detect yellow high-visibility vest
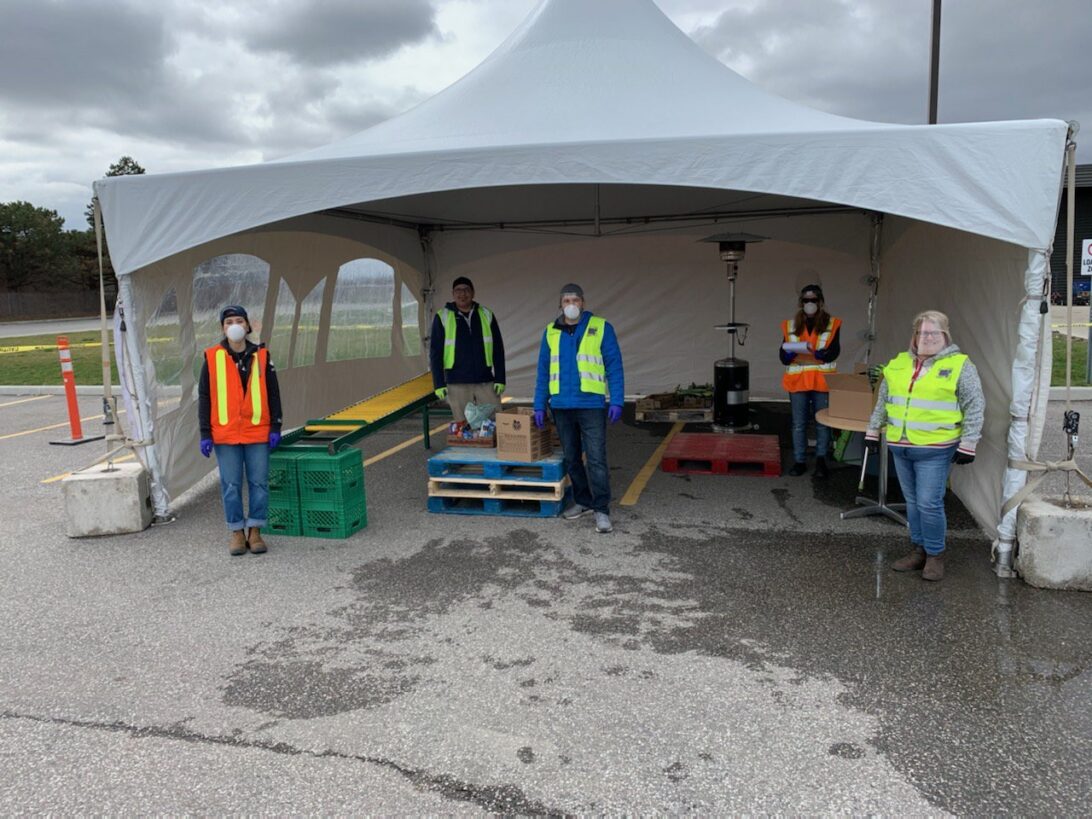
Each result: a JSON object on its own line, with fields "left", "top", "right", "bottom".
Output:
{"left": 546, "top": 316, "right": 606, "bottom": 395}
{"left": 440, "top": 306, "right": 494, "bottom": 371}
{"left": 883, "top": 351, "right": 967, "bottom": 445}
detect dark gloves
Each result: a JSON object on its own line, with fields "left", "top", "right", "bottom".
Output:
{"left": 864, "top": 437, "right": 880, "bottom": 455}
{"left": 269, "top": 432, "right": 281, "bottom": 450}
{"left": 607, "top": 405, "right": 623, "bottom": 424}
{"left": 953, "top": 451, "right": 975, "bottom": 465}
{"left": 533, "top": 410, "right": 546, "bottom": 429}
{"left": 199, "top": 438, "right": 213, "bottom": 458}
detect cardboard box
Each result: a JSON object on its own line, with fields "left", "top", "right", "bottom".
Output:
{"left": 496, "top": 408, "right": 553, "bottom": 461}
{"left": 825, "top": 373, "right": 875, "bottom": 422}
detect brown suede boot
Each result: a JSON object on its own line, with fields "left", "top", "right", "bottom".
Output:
{"left": 922, "top": 553, "right": 945, "bottom": 581}
{"left": 229, "top": 529, "right": 247, "bottom": 556}
{"left": 247, "top": 527, "right": 267, "bottom": 554}
{"left": 891, "top": 546, "right": 927, "bottom": 572}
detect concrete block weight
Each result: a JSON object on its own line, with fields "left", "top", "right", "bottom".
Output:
{"left": 1017, "top": 497, "right": 1092, "bottom": 591}
{"left": 62, "top": 461, "right": 153, "bottom": 537}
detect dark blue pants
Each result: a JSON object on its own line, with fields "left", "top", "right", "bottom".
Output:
{"left": 552, "top": 407, "right": 610, "bottom": 514}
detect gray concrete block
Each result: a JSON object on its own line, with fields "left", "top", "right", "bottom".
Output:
{"left": 1016, "top": 497, "right": 1092, "bottom": 591}
{"left": 62, "top": 461, "right": 153, "bottom": 537}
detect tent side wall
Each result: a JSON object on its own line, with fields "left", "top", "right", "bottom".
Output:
{"left": 875, "top": 218, "right": 1038, "bottom": 539}
{"left": 123, "top": 223, "right": 428, "bottom": 507}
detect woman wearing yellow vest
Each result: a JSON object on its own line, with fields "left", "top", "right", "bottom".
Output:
{"left": 197, "top": 306, "right": 284, "bottom": 556}
{"left": 865, "top": 310, "right": 984, "bottom": 581}
{"left": 780, "top": 284, "right": 841, "bottom": 478}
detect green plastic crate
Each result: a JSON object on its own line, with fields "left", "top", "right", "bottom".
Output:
{"left": 267, "top": 501, "right": 302, "bottom": 537}
{"left": 300, "top": 496, "right": 367, "bottom": 539}
{"left": 268, "top": 450, "right": 306, "bottom": 502}
{"left": 298, "top": 449, "right": 366, "bottom": 507}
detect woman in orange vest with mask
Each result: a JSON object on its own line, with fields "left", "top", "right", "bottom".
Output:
{"left": 198, "top": 305, "right": 283, "bottom": 556}
{"left": 780, "top": 284, "right": 841, "bottom": 478}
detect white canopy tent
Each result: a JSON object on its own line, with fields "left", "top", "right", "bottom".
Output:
{"left": 95, "top": 0, "right": 1070, "bottom": 572}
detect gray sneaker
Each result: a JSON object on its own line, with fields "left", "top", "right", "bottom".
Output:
{"left": 595, "top": 512, "right": 613, "bottom": 533}
{"left": 563, "top": 503, "right": 592, "bottom": 520}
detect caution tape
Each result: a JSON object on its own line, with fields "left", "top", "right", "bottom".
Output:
{"left": 1050, "top": 323, "right": 1092, "bottom": 329}
{"left": 0, "top": 341, "right": 103, "bottom": 355}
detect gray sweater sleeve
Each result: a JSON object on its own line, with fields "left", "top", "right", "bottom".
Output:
{"left": 955, "top": 359, "right": 985, "bottom": 451}
{"left": 866, "top": 380, "right": 888, "bottom": 437}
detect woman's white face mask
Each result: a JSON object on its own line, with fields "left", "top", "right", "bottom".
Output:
{"left": 803, "top": 302, "right": 819, "bottom": 316}
{"left": 225, "top": 324, "right": 248, "bottom": 342}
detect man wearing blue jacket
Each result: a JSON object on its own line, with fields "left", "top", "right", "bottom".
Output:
{"left": 533, "top": 283, "right": 624, "bottom": 533}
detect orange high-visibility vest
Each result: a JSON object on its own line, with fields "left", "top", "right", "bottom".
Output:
{"left": 205, "top": 345, "right": 270, "bottom": 445}
{"left": 781, "top": 316, "right": 842, "bottom": 393}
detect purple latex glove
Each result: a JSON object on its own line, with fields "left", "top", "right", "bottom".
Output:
{"left": 607, "top": 405, "right": 623, "bottom": 424}
{"left": 532, "top": 410, "right": 546, "bottom": 429}
{"left": 269, "top": 432, "right": 281, "bottom": 450}
{"left": 199, "top": 438, "right": 213, "bottom": 458}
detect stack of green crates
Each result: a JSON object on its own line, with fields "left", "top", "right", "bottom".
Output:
{"left": 267, "top": 448, "right": 367, "bottom": 538}
{"left": 267, "top": 449, "right": 308, "bottom": 536}
{"left": 298, "top": 448, "right": 367, "bottom": 538}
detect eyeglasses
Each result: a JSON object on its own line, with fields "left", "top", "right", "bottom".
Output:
{"left": 452, "top": 287, "right": 473, "bottom": 294}
{"left": 801, "top": 298, "right": 819, "bottom": 304}
{"left": 916, "top": 331, "right": 943, "bottom": 339}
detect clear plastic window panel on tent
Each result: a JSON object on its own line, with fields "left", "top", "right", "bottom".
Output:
{"left": 190, "top": 254, "right": 270, "bottom": 382}
{"left": 401, "top": 281, "right": 421, "bottom": 356}
{"left": 267, "top": 279, "right": 297, "bottom": 369}
{"left": 145, "top": 287, "right": 184, "bottom": 412}
{"left": 293, "top": 279, "right": 325, "bottom": 368}
{"left": 326, "top": 258, "right": 395, "bottom": 363}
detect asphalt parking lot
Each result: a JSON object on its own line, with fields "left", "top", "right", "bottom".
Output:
{"left": 1, "top": 392, "right": 1091, "bottom": 813}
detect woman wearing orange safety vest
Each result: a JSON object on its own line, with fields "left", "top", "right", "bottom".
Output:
{"left": 780, "top": 284, "right": 841, "bottom": 479}
{"left": 198, "top": 305, "right": 283, "bottom": 556}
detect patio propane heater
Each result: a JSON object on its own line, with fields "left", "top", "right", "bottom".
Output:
{"left": 701, "top": 232, "right": 765, "bottom": 432}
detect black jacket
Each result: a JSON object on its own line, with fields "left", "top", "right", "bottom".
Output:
{"left": 198, "top": 340, "right": 283, "bottom": 439}
{"left": 429, "top": 301, "right": 506, "bottom": 388}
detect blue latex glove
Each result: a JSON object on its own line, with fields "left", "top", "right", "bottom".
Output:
{"left": 435, "top": 387, "right": 448, "bottom": 400}
{"left": 199, "top": 438, "right": 213, "bottom": 458}
{"left": 269, "top": 432, "right": 281, "bottom": 450}
{"left": 532, "top": 410, "right": 546, "bottom": 429}
{"left": 494, "top": 383, "right": 506, "bottom": 395}
{"left": 607, "top": 405, "right": 623, "bottom": 424}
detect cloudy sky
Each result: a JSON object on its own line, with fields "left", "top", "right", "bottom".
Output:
{"left": 1, "top": 0, "right": 1088, "bottom": 229}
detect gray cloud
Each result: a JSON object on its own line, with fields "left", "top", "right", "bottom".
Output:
{"left": 247, "top": 0, "right": 439, "bottom": 66}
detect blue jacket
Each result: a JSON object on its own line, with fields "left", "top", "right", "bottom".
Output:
{"left": 534, "top": 311, "right": 624, "bottom": 411}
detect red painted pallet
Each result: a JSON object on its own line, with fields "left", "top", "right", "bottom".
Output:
{"left": 660, "top": 433, "right": 781, "bottom": 477}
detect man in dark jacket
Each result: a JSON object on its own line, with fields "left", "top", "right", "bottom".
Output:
{"left": 428, "top": 276, "right": 506, "bottom": 422}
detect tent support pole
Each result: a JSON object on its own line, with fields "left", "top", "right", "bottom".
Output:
{"left": 419, "top": 228, "right": 437, "bottom": 336}
{"left": 865, "top": 213, "right": 883, "bottom": 365}
{"left": 117, "top": 274, "right": 172, "bottom": 520}
{"left": 995, "top": 132, "right": 1078, "bottom": 577}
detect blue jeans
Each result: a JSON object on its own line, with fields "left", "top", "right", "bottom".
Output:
{"left": 214, "top": 443, "right": 269, "bottom": 531}
{"left": 552, "top": 407, "right": 610, "bottom": 514}
{"left": 789, "top": 390, "right": 831, "bottom": 462}
{"left": 890, "top": 444, "right": 957, "bottom": 555}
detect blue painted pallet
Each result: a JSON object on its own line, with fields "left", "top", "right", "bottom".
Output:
{"left": 427, "top": 448, "right": 565, "bottom": 482}
{"left": 428, "top": 488, "right": 570, "bottom": 518}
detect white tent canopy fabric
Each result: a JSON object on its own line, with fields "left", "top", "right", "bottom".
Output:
{"left": 95, "top": 0, "right": 1069, "bottom": 568}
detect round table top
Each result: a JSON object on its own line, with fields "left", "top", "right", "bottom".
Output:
{"left": 816, "top": 408, "right": 870, "bottom": 433}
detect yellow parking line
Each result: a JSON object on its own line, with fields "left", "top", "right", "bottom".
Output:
{"left": 0, "top": 408, "right": 124, "bottom": 441}
{"left": 41, "top": 453, "right": 136, "bottom": 484}
{"left": 619, "top": 421, "right": 686, "bottom": 507}
{"left": 365, "top": 423, "right": 450, "bottom": 467}
{"left": 0, "top": 395, "right": 52, "bottom": 409}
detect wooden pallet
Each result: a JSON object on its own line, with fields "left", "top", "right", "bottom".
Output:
{"left": 428, "top": 448, "right": 566, "bottom": 482}
{"left": 428, "top": 475, "right": 569, "bottom": 501}
{"left": 428, "top": 492, "right": 569, "bottom": 518}
{"left": 661, "top": 432, "right": 781, "bottom": 477}
{"left": 635, "top": 407, "right": 713, "bottom": 423}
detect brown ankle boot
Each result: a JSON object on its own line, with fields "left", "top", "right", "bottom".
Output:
{"left": 229, "top": 529, "right": 247, "bottom": 556}
{"left": 247, "top": 527, "right": 267, "bottom": 554}
{"left": 892, "top": 546, "right": 926, "bottom": 572}
{"left": 922, "top": 553, "right": 945, "bottom": 581}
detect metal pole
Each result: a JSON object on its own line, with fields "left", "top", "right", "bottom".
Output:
{"left": 928, "top": 0, "right": 942, "bottom": 124}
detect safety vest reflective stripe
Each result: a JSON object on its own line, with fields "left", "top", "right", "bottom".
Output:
{"left": 215, "top": 348, "right": 229, "bottom": 426}
{"left": 883, "top": 351, "right": 967, "bottom": 445}
{"left": 249, "top": 361, "right": 262, "bottom": 425}
{"left": 440, "top": 306, "right": 494, "bottom": 370}
{"left": 547, "top": 317, "right": 607, "bottom": 395}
